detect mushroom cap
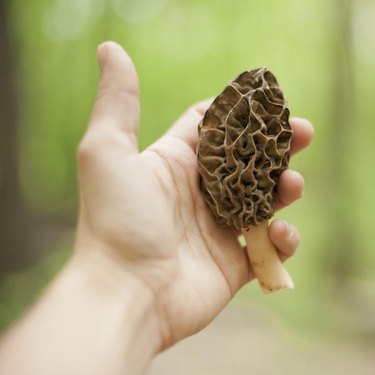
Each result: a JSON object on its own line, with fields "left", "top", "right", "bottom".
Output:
{"left": 197, "top": 68, "right": 292, "bottom": 230}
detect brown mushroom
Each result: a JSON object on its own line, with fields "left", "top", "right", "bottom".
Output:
{"left": 197, "top": 68, "right": 293, "bottom": 293}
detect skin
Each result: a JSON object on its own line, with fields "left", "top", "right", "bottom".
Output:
{"left": 0, "top": 42, "right": 314, "bottom": 375}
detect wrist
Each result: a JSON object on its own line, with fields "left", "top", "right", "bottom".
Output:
{"left": 66, "top": 248, "right": 163, "bottom": 373}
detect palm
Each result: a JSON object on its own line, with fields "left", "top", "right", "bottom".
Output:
{"left": 141, "top": 134, "right": 250, "bottom": 346}
{"left": 79, "top": 129, "right": 247, "bottom": 346}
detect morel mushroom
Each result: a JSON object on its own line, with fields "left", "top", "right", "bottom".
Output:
{"left": 197, "top": 68, "right": 293, "bottom": 293}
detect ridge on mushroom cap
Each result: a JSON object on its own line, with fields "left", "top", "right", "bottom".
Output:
{"left": 197, "top": 68, "right": 292, "bottom": 230}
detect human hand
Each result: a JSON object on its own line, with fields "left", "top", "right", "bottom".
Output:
{"left": 75, "top": 42, "right": 314, "bottom": 351}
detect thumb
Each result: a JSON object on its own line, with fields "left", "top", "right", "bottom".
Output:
{"left": 89, "top": 41, "right": 140, "bottom": 152}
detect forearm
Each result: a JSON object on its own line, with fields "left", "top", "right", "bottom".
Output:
{"left": 0, "top": 251, "right": 161, "bottom": 375}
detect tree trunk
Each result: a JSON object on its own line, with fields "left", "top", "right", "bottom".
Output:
{"left": 0, "top": 0, "right": 32, "bottom": 274}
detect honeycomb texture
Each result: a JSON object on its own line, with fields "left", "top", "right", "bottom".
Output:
{"left": 197, "top": 68, "right": 292, "bottom": 230}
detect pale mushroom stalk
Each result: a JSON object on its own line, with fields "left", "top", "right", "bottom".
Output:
{"left": 243, "top": 221, "right": 294, "bottom": 294}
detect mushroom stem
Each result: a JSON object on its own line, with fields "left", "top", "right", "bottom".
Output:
{"left": 243, "top": 221, "right": 294, "bottom": 294}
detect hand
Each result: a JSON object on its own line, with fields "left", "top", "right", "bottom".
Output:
{"left": 75, "top": 42, "right": 314, "bottom": 351}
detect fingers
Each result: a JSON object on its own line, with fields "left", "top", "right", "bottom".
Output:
{"left": 268, "top": 219, "right": 300, "bottom": 262}
{"left": 167, "top": 100, "right": 312, "bottom": 212}
{"left": 274, "top": 169, "right": 304, "bottom": 211}
{"left": 244, "top": 219, "right": 300, "bottom": 282}
{"left": 289, "top": 118, "right": 314, "bottom": 156}
{"left": 274, "top": 118, "right": 313, "bottom": 210}
{"left": 88, "top": 41, "right": 140, "bottom": 153}
{"left": 166, "top": 98, "right": 213, "bottom": 149}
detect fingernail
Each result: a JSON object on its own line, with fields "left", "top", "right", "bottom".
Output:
{"left": 275, "top": 219, "right": 288, "bottom": 235}
{"left": 97, "top": 43, "right": 107, "bottom": 71}
{"left": 286, "top": 224, "right": 294, "bottom": 238}
{"left": 291, "top": 170, "right": 305, "bottom": 197}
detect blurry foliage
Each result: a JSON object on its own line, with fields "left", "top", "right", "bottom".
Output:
{"left": 1, "top": 0, "right": 375, "bottom": 338}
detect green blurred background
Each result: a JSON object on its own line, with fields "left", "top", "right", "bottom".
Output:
{"left": 1, "top": 0, "right": 375, "bottom": 372}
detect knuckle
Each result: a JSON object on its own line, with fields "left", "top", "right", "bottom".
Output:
{"left": 291, "top": 226, "right": 300, "bottom": 244}
{"left": 77, "top": 137, "right": 93, "bottom": 165}
{"left": 287, "top": 225, "right": 300, "bottom": 252}
{"left": 189, "top": 100, "right": 211, "bottom": 116}
{"left": 77, "top": 131, "right": 105, "bottom": 165}
{"left": 77, "top": 129, "right": 128, "bottom": 167}
{"left": 184, "top": 103, "right": 202, "bottom": 119}
{"left": 188, "top": 103, "right": 204, "bottom": 117}
{"left": 96, "top": 84, "right": 140, "bottom": 108}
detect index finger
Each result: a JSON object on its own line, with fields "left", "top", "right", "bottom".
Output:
{"left": 168, "top": 98, "right": 314, "bottom": 157}
{"left": 166, "top": 98, "right": 213, "bottom": 149}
